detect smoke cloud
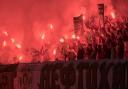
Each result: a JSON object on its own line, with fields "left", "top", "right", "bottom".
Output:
{"left": 0, "top": 0, "right": 127, "bottom": 63}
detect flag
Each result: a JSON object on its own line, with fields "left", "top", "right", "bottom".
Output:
{"left": 98, "top": 4, "right": 104, "bottom": 16}
{"left": 73, "top": 15, "right": 84, "bottom": 35}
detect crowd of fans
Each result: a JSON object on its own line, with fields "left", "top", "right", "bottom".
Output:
{"left": 31, "top": 16, "right": 128, "bottom": 62}
{"left": 1, "top": 15, "right": 128, "bottom": 64}
{"left": 62, "top": 17, "right": 128, "bottom": 61}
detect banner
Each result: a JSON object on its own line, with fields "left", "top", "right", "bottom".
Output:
{"left": 0, "top": 60, "right": 128, "bottom": 89}
{"left": 73, "top": 15, "right": 84, "bottom": 34}
{"left": 98, "top": 4, "right": 104, "bottom": 16}
{"left": 14, "top": 63, "right": 43, "bottom": 89}
{"left": 0, "top": 64, "right": 18, "bottom": 89}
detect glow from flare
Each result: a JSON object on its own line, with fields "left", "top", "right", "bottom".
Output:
{"left": 76, "top": 36, "right": 80, "bottom": 40}
{"left": 59, "top": 38, "right": 65, "bottom": 43}
{"left": 111, "top": 12, "right": 116, "bottom": 19}
{"left": 72, "top": 34, "right": 76, "bottom": 39}
{"left": 18, "top": 55, "right": 23, "bottom": 61}
{"left": 3, "top": 40, "right": 7, "bottom": 47}
{"left": 41, "top": 33, "right": 45, "bottom": 40}
{"left": 49, "top": 24, "right": 54, "bottom": 29}
{"left": 11, "top": 38, "right": 15, "bottom": 43}
{"left": 53, "top": 49, "right": 57, "bottom": 55}
{"left": 83, "top": 15, "right": 86, "bottom": 20}
{"left": 16, "top": 44, "right": 21, "bottom": 49}
{"left": 3, "top": 31, "right": 8, "bottom": 36}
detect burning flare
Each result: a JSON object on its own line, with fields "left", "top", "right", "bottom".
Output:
{"left": 3, "top": 40, "right": 7, "bottom": 47}
{"left": 111, "top": 12, "right": 116, "bottom": 19}
{"left": 59, "top": 38, "right": 65, "bottom": 43}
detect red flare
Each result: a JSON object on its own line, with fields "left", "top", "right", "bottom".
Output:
{"left": 11, "top": 38, "right": 15, "bottom": 43}
{"left": 18, "top": 55, "right": 23, "bottom": 61}
{"left": 49, "top": 24, "right": 54, "bottom": 29}
{"left": 111, "top": 12, "right": 116, "bottom": 19}
{"left": 76, "top": 36, "right": 80, "bottom": 40}
{"left": 59, "top": 38, "right": 64, "bottom": 43}
{"left": 16, "top": 44, "right": 21, "bottom": 49}
{"left": 83, "top": 15, "right": 86, "bottom": 20}
{"left": 53, "top": 49, "right": 57, "bottom": 55}
{"left": 72, "top": 34, "right": 76, "bottom": 39}
{"left": 3, "top": 40, "right": 7, "bottom": 47}
{"left": 41, "top": 33, "right": 45, "bottom": 40}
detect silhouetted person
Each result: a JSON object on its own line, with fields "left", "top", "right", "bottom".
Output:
{"left": 96, "top": 45, "right": 102, "bottom": 60}
{"left": 77, "top": 45, "right": 85, "bottom": 60}
{"left": 90, "top": 44, "right": 97, "bottom": 59}
{"left": 67, "top": 49, "right": 76, "bottom": 61}
{"left": 116, "top": 38, "right": 124, "bottom": 59}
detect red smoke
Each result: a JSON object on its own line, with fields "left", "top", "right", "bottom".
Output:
{"left": 0, "top": 0, "right": 127, "bottom": 64}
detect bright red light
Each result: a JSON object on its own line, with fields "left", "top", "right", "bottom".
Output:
{"left": 101, "top": 33, "right": 104, "bottom": 38}
{"left": 111, "top": 12, "right": 116, "bottom": 19}
{"left": 49, "top": 24, "right": 54, "bottom": 29}
{"left": 53, "top": 49, "right": 57, "bottom": 55}
{"left": 41, "top": 33, "right": 45, "bottom": 40}
{"left": 59, "top": 38, "right": 64, "bottom": 43}
{"left": 11, "top": 38, "right": 15, "bottom": 43}
{"left": 16, "top": 44, "right": 21, "bottom": 49}
{"left": 83, "top": 15, "right": 86, "bottom": 20}
{"left": 18, "top": 55, "right": 23, "bottom": 61}
{"left": 72, "top": 34, "right": 76, "bottom": 39}
{"left": 76, "top": 36, "right": 80, "bottom": 40}
{"left": 3, "top": 40, "right": 7, "bottom": 47}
